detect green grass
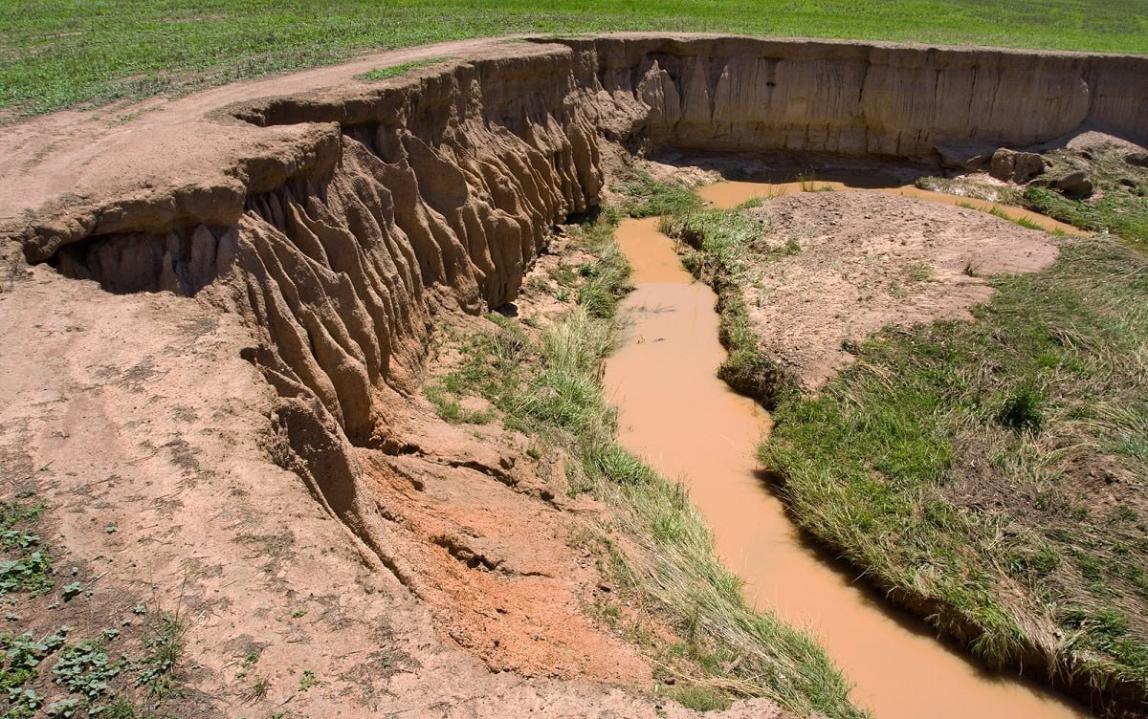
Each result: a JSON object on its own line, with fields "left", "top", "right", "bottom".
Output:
{"left": 5, "top": 0, "right": 1148, "bottom": 116}
{"left": 988, "top": 206, "right": 1044, "bottom": 231}
{"left": 637, "top": 179, "right": 795, "bottom": 406}
{"left": 617, "top": 171, "right": 702, "bottom": 219}
{"left": 1023, "top": 151, "right": 1148, "bottom": 251}
{"left": 355, "top": 57, "right": 450, "bottom": 81}
{"left": 760, "top": 237, "right": 1148, "bottom": 695}
{"left": 427, "top": 212, "right": 863, "bottom": 717}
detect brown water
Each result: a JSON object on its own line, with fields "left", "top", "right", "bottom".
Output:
{"left": 697, "top": 179, "right": 1087, "bottom": 235}
{"left": 603, "top": 216, "right": 1085, "bottom": 719}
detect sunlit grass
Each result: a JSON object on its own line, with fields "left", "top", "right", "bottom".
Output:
{"left": 4, "top": 0, "right": 1148, "bottom": 116}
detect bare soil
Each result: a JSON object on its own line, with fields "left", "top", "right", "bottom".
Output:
{"left": 0, "top": 38, "right": 788, "bottom": 719}
{"left": 715, "top": 190, "right": 1058, "bottom": 389}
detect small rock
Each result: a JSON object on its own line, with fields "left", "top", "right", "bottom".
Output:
{"left": 1125, "top": 152, "right": 1148, "bottom": 168}
{"left": 1054, "top": 170, "right": 1093, "bottom": 198}
{"left": 989, "top": 148, "right": 1047, "bottom": 184}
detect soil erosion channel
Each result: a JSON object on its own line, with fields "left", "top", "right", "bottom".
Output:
{"left": 603, "top": 213, "right": 1083, "bottom": 719}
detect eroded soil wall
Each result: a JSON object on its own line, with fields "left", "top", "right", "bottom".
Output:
{"left": 2, "top": 36, "right": 1146, "bottom": 714}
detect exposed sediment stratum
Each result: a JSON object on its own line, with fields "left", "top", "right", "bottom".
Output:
{"left": 1, "top": 34, "right": 1146, "bottom": 717}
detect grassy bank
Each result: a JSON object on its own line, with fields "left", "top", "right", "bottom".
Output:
{"left": 1023, "top": 151, "right": 1148, "bottom": 252}
{"left": 763, "top": 237, "right": 1148, "bottom": 705}
{"left": 4, "top": 0, "right": 1148, "bottom": 116}
{"left": 423, "top": 212, "right": 864, "bottom": 717}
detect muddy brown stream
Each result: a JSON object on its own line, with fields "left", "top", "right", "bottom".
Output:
{"left": 603, "top": 206, "right": 1086, "bottom": 717}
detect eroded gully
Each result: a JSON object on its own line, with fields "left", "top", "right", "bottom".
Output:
{"left": 602, "top": 182, "right": 1086, "bottom": 718}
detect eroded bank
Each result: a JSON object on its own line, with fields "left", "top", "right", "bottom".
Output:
{"left": 2, "top": 33, "right": 1146, "bottom": 717}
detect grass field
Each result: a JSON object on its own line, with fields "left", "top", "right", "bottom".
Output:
{"left": 3, "top": 0, "right": 1148, "bottom": 116}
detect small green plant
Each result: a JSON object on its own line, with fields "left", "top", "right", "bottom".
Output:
{"left": 904, "top": 261, "right": 933, "bottom": 282}
{"left": 355, "top": 57, "right": 450, "bottom": 82}
{"left": 61, "top": 582, "right": 82, "bottom": 601}
{"left": 668, "top": 683, "right": 731, "bottom": 711}
{"left": 298, "top": 669, "right": 317, "bottom": 692}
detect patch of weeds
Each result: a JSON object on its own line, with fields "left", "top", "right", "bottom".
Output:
{"left": 0, "top": 498, "right": 52, "bottom": 596}
{"left": 2, "top": 629, "right": 67, "bottom": 694}
{"left": 97, "top": 698, "right": 139, "bottom": 718}
{"left": 904, "top": 261, "right": 932, "bottom": 282}
{"left": 667, "top": 683, "right": 731, "bottom": 712}
{"left": 355, "top": 57, "right": 450, "bottom": 82}
{"left": 424, "top": 384, "right": 494, "bottom": 425}
{"left": 0, "top": 550, "right": 52, "bottom": 595}
{"left": 45, "top": 697, "right": 80, "bottom": 717}
{"left": 616, "top": 170, "right": 701, "bottom": 218}
{"left": 797, "top": 172, "right": 835, "bottom": 193}
{"left": 995, "top": 383, "right": 1045, "bottom": 433}
{"left": 52, "top": 640, "right": 123, "bottom": 700}
{"left": 298, "top": 669, "right": 317, "bottom": 692}
{"left": 133, "top": 612, "right": 185, "bottom": 699}
{"left": 573, "top": 213, "right": 633, "bottom": 320}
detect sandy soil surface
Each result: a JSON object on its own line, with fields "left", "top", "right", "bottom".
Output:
{"left": 727, "top": 190, "right": 1059, "bottom": 389}
{"left": 0, "top": 234, "right": 784, "bottom": 719}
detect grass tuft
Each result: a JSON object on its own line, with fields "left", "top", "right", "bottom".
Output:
{"left": 355, "top": 57, "right": 450, "bottom": 81}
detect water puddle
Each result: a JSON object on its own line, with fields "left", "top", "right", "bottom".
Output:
{"left": 603, "top": 216, "right": 1085, "bottom": 718}
{"left": 697, "top": 179, "right": 1086, "bottom": 235}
